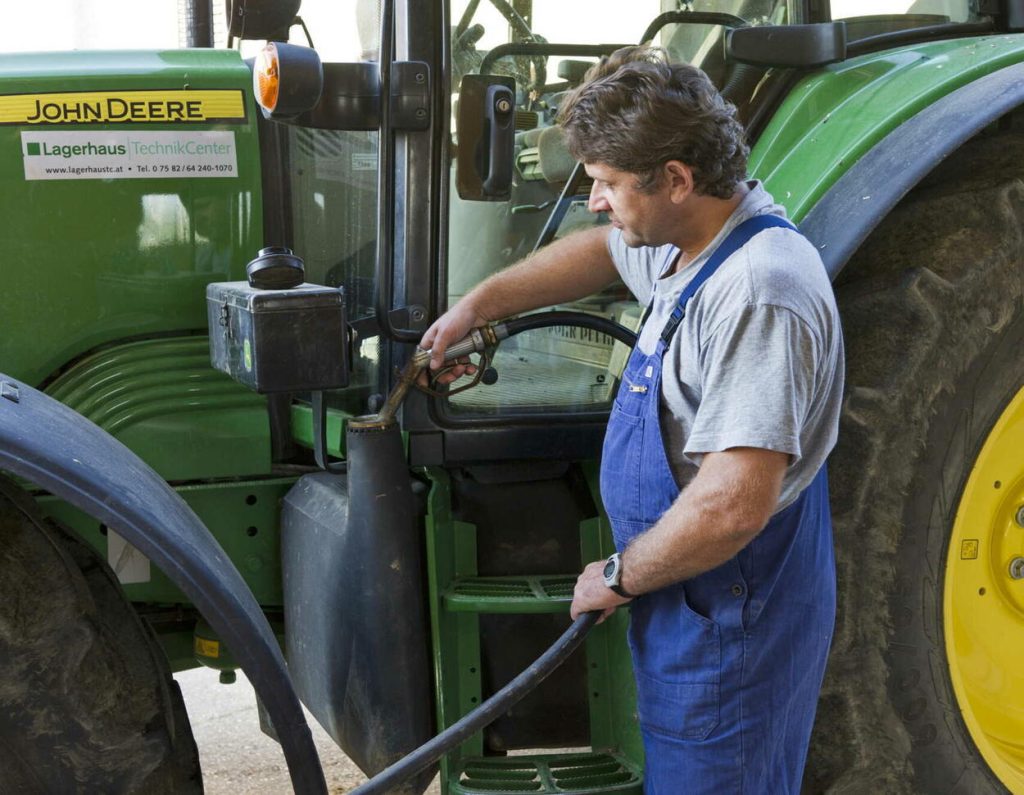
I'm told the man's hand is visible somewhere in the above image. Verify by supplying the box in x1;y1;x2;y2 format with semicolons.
570;559;632;621
418;228;618;386
418;301;489;385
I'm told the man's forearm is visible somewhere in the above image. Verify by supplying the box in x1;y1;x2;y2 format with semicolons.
618;449;788;596
461;226;617;321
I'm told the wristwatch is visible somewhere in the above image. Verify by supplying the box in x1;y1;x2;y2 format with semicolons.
602;552;634;598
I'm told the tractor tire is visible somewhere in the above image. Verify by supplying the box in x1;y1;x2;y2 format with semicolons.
0;476;203;794
804;131;1024;794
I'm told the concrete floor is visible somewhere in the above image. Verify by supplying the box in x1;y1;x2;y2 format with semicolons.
176;668;441;794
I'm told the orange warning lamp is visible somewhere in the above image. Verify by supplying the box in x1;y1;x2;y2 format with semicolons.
253;41;323;119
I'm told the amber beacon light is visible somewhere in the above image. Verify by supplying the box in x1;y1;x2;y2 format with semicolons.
253;41;323;120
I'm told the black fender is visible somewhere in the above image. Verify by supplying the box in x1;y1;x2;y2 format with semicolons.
800;62;1024;280
0;375;327;795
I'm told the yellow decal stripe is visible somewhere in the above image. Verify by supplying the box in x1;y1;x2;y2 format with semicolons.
0;90;246;125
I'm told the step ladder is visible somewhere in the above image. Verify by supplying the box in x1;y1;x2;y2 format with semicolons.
425;469;643;795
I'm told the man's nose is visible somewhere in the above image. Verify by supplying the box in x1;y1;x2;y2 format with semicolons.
588;184;609;213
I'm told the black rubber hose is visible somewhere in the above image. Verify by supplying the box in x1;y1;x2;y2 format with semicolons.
501;310;638;347
348;610;601;795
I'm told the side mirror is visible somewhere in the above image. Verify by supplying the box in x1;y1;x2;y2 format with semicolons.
725;22;847;68
455;75;516;202
227;0;302;41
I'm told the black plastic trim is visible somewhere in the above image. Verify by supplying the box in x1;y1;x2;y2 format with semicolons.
844;20;995;57
805;0;832;24
410;422;606;466
184;0;214;47
253;71;295;249
1009;0;1024;31
800;62;1024;280
743;69;805;144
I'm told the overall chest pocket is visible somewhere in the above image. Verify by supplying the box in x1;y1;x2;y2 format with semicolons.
599;404;644;524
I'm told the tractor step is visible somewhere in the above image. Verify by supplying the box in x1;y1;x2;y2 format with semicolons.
443;575;575;613
450;751;642;794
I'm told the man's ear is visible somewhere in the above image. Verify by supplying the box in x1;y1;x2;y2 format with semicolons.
664;160;695;203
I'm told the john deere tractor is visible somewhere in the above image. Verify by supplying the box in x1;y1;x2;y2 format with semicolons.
1;1;1023;793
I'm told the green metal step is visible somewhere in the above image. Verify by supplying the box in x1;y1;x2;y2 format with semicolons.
443;575;576;613
451;752;642;794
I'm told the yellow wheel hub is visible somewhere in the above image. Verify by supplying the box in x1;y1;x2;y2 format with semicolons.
945;385;1024;792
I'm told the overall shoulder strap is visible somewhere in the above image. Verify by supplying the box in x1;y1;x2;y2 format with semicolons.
659;214;797;344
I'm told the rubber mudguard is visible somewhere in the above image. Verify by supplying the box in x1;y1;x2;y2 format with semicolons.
282;421;434;795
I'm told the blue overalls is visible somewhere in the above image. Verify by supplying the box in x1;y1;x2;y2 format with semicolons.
599;215;836;794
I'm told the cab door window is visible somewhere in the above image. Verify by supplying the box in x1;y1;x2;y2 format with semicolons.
444;0;787;417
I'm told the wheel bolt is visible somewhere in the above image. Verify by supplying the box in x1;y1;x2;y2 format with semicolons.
1010;557;1024;580
1016;505;1024;528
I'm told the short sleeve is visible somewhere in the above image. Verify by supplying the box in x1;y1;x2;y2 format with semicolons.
683;303;820;463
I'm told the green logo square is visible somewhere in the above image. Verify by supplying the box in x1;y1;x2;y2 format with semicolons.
25;142;40;156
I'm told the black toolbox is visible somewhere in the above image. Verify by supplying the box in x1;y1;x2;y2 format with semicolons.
206;281;349;394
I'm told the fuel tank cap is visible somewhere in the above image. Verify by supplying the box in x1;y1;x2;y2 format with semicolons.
246;246;305;290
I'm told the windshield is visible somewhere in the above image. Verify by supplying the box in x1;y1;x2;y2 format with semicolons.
832;1;974;25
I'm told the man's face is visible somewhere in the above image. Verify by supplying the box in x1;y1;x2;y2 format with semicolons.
585;161;673;248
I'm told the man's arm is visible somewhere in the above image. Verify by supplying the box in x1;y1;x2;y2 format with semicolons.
421;225;618;372
570;447;788;619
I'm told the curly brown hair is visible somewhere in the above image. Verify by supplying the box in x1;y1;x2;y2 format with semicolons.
557;46;748;199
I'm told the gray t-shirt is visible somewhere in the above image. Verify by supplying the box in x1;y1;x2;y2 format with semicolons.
607;181;844;511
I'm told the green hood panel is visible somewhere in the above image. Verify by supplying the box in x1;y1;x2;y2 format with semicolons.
0;49;263;388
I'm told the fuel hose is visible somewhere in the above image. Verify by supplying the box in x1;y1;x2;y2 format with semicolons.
498;310;637;347
348;610;602;795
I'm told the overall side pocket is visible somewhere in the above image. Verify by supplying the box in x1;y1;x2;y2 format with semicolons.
628;587;722;741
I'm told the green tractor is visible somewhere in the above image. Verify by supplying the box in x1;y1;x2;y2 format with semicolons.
1;1;1023;792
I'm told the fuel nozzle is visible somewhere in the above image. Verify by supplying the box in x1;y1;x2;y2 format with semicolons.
369;323;508;426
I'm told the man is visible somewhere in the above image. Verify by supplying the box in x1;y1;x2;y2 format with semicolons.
422;46;843;793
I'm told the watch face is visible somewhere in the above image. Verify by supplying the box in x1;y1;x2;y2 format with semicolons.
603;558;616;580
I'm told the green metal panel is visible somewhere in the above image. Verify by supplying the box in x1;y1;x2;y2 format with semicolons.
443;575;577;612
425;468;487;777
750;35;1024;220
45;336;270;480
0;49;262;388
290;402;349;458
39;476;294;606
449;753;642;793
156;628;199;673
579;463;642;766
